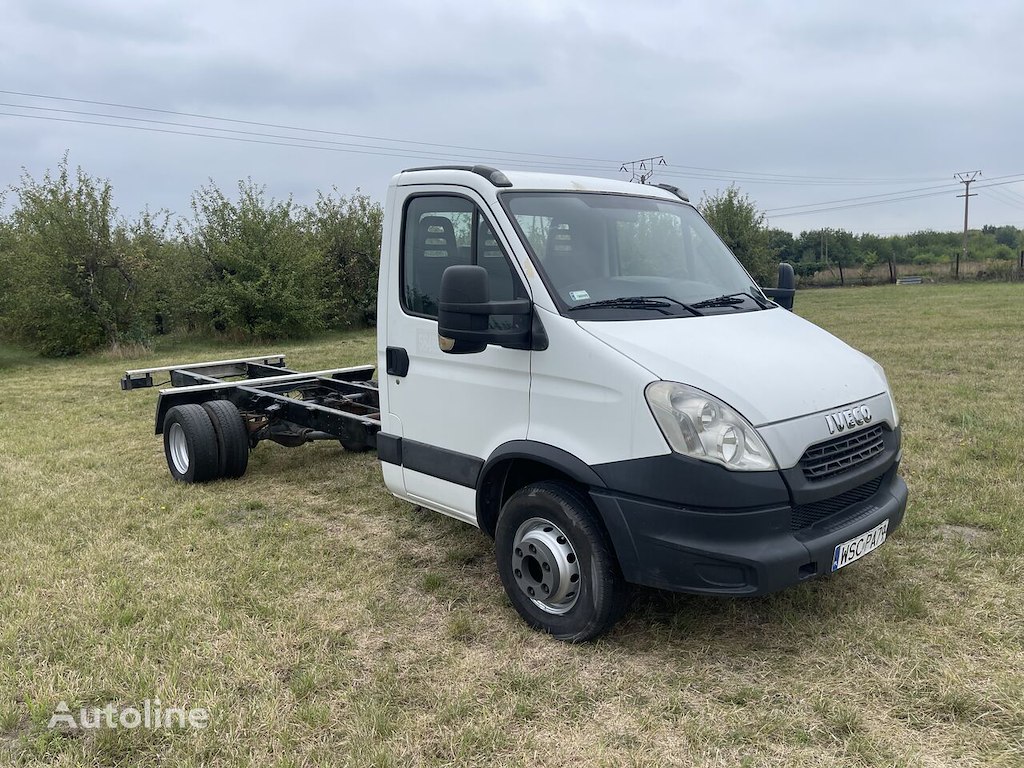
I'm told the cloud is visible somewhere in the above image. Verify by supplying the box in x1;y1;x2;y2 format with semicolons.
1;0;1022;232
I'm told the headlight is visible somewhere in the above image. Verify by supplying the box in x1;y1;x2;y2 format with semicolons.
645;382;777;471
868;359;900;428
888;392;900;429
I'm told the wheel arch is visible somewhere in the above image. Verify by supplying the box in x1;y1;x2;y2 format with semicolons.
476;441;607;538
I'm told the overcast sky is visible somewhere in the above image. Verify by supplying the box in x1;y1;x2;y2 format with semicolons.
2;0;1022;235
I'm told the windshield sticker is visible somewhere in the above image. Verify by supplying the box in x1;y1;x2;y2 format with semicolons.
569;290;590;302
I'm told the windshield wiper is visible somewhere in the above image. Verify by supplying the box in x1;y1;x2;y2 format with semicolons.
691;291;771;310
745;291;774;309
567;296;703;316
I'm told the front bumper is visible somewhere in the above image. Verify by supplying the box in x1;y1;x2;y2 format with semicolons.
590;461;908;596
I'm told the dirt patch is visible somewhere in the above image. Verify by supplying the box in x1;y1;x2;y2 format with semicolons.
935;524;992;546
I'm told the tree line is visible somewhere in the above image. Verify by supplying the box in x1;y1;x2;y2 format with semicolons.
0;157;382;356
699;185;1024;283
1;160;1020;357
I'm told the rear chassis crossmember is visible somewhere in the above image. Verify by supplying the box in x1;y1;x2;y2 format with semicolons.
121;354;382;451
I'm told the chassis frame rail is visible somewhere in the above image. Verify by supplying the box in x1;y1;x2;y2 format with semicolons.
123;355;381;451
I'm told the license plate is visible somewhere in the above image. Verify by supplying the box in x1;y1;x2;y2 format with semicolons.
831;519;889;572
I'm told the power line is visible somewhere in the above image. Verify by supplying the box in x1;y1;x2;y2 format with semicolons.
656;169;943;187
763;175;1024;218
0;88;619;165
12;104;968;191
975;177;1024;189
0;111;634;173
2;104;957;191
6;105;1020;229
659;164;945;185
764;183;959;213
4;89;1023;219
0;103;622;173
981;187;1024;210
768;189;957;219
995;185;1024;204
2;101;924;186
0;88;957;187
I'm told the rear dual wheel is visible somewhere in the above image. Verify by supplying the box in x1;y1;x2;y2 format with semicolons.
202;400;249;478
163;401;248;483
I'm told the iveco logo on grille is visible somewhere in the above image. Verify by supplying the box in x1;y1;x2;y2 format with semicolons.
825;404;872;435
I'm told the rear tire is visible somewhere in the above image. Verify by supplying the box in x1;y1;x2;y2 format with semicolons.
163;404;220;483
202;400;250;478
495;481;630;642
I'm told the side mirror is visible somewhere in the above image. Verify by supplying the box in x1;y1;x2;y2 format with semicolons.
762;262;796;311
437;265;537;354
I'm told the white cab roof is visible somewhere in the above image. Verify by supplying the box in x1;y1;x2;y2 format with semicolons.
391;166;686;201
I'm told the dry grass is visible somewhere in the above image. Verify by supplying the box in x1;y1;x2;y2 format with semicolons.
1;285;1022;766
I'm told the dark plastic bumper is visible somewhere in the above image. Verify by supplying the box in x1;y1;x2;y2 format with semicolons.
590;466;908;596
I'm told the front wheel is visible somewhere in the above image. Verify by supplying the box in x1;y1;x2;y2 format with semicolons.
495;481;630;642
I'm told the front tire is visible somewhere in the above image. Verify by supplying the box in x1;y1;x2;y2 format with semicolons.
163;404;220;483
495;481;630;642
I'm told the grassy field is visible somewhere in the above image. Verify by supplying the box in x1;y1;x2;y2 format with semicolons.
1;283;1022;767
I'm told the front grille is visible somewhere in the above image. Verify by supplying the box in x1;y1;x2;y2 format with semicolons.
800;425;885;481
790;475;884;531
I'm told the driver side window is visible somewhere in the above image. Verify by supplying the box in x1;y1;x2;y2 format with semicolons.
401;195;526;322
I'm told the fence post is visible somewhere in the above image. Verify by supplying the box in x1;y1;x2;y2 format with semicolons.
838;258;844;286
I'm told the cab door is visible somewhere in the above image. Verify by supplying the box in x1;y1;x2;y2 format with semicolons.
383;189;531;523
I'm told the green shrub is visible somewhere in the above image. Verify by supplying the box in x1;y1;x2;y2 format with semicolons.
699;185;774;284
0;158;150;356
305;189;383;327
179;180;326;339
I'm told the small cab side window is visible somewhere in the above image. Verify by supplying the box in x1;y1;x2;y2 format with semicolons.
402;195;526;321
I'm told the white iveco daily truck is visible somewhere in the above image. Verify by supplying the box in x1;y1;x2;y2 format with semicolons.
123;165;907;641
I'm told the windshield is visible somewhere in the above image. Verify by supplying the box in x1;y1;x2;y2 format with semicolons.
502;191;770;320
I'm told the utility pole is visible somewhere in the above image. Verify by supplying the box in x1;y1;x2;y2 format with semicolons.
954;170;981;279
620;156;666;184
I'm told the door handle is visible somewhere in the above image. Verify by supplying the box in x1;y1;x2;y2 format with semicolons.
386;346;410;377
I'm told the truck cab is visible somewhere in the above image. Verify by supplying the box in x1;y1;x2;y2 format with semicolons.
375;165;906;640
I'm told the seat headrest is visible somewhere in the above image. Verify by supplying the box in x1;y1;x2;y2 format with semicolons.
416;215;457;258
